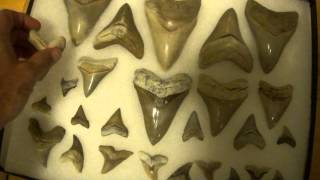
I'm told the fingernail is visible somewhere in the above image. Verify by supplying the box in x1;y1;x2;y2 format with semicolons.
51;48;62;61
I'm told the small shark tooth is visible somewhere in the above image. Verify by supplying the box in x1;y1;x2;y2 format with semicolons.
167;162;193;180
101;108;128;137
32;97;51;114
78;56;118;97
61;78;78;97
99;145;133;174
28;30;66;50
259;81;293;129
182;111;204;142
64;0;112;45
228;168;240;180
245;165;270;180
245;0;299;73
94;3;144;59
60;135;84;172
199;8;253;72
71;105;90;128
277;126;296;148
139;151;168;180
134;68;192;145
28;118;65;167
196;161;221;180
145;0;201;70
273;170;284;180
198;74;248;136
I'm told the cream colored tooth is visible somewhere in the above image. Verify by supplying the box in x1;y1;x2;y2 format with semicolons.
245;165;270;180
277;126;296;148
61;78;78;97
60;135;84;172
101;108;128;137
139;151;168;180
196;161;221;180
182;111;204;142
28;30;66;51
71;105;90;128
48;36;67;50
167;162;193;180
32;97;51;114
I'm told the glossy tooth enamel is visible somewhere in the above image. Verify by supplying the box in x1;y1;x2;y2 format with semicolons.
229;168;240;180
277;126;296;148
28;30;66;50
196;161;221;180
139;151;168;180
273;170;284;180
245;165;270;180
167;162;193;180
101;108;129;137
61;78;78;97
60;135;84;172
71;105;90;128
182;111;204;142
32;97;52;114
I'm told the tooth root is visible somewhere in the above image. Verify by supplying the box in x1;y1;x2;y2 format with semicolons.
182;111;204;142
167;162;193;180
273;170;284;180
259;81;293;129
139;151;168;180
94;3;144;59
32;97;52;114
61;78;78;97
28;30;66;51
71;105;90;128
101;108;128;137
197;74;248;136
228;168;240;180
99;145;133;174
245;165;270;180
245;0;298;73
277;126;296;148
60;135;84;172
196;161;221;180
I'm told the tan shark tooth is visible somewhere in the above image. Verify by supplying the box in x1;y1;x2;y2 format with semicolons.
134;68;192;145
182;111;204;142
273;170;284;180
259;81;293;129
277;126;296;148
139;151;168;180
99;145;133;174
64;0;112;45
145;0;201;70
196;161;221;180
94;3;144;59
32;97;51;114
199;8;253;72
101;108;128;137
60;135;84;172
167;162;193;180
71;105;90;128
245;0;298;73
61;78;78;97
245;165;270;180
198;74;248;136
228;168;240;180
78;56;118;97
28;30;66;50
28;118;65;167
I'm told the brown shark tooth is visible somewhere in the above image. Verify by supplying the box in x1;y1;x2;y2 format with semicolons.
71;105;90;128
99;145;133;174
273;170;284;180
78;56;118;97
60;135;84;172
199;8;253;72
61;78;78;97
277;126;296;148
182;111;204;142
28;118;65;167
32;97;52;114
167;162;193;180
28;30;66;50
64;0;112;45
94;3;144;59
198;74;248;136
245;165;270;180
259;81;293;129
139;151;168;180
134;68;192;145
245;0;299;73
145;0;201;70
101;108;128;137
228;168;240;180
196;161;221;180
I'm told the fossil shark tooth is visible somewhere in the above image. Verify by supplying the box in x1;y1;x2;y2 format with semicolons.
61;78;78;97
273;170;284;180
60;135;84;172
145;0;201;70
32;97;52;114
277;126;296;148
228;168;240;180
101;108;128;137
134;68;192;145
64;0;112;45
167;162;193;180
196;161;221;180
78;56;118;97
245;165;270;180
99;145;133;174
259;81;293;129
71;105;90;128
94;3;144;59
28;30;66;50
139;151;168;180
28;118;65;167
182;111;204;142
245;0;299;73
198;74;248;136
199;8;253;72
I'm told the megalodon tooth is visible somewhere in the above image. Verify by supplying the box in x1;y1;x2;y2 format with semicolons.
273;170;284;180
133;68;192;145
61;78;78;97
64;0;112;45
28;118;65;167
28;30;66;51
259;81;293;129
277;126;296;148
139;151;168;180
245;165;270;180
145;0;201;70
197;74;248;136
167;162;193;180
94;3;144;59
245;0;299;73
60;135;84;172
101;108;129;137
199;8;253;73
32;97;51;114
71;105;90;128
228;168;240;180
182;111;204;142
196;161;221;180
78;56;118;97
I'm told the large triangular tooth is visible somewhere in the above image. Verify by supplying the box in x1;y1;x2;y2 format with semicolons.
134;68;192;145
245;165;270;180
259;81;293;129
167;162;193;180
64;0;112;45
145;0;201;70
228;168;240;180
182;111;204;142
78;56;118;97
94;3;144;59
273;170;284;180
71;105;90;128
245;0;298;73
197;74;248;136
277;126;296;148
101;108;129;137
139;151;168;180
196;161;221;180
60;135;84;172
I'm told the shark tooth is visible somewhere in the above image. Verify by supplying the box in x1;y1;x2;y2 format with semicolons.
259;81;293;129
32;97;51;114
61;78;78;97
245;0;299;73
134;68;192;145
196;161;221;180
99;145;133;174
71;105;90;128
245;165;270;180
139;151;168;180
182;111;204;142
78;56;118;97
94;3;144;59
228;168;240;180
145;0;201;70
60;135;84;172
198;74;248;136
277;126;296;148
167;162;193;180
101;108;128;137
64;0;112;45
199;8;253;72
28;30;66;50
28;118;65;167
273;170;284;180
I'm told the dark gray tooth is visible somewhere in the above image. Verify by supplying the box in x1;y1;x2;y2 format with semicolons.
259;81;293;129
94;3;144;59
199;8;253;73
134;68;192;145
101;108;128;137
272;170;284;180
277;126;296;148
198;74;248;136
245;165;270;180
167;162;193;180
182;111;204;142
28;118;65;167
99;145;133;174
245;0;298;73
196;161;221;180
228;168;240;180
60;135;84;172
61;78;78;97
71;105;90;128
139;151;168;180
32;97;51;114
